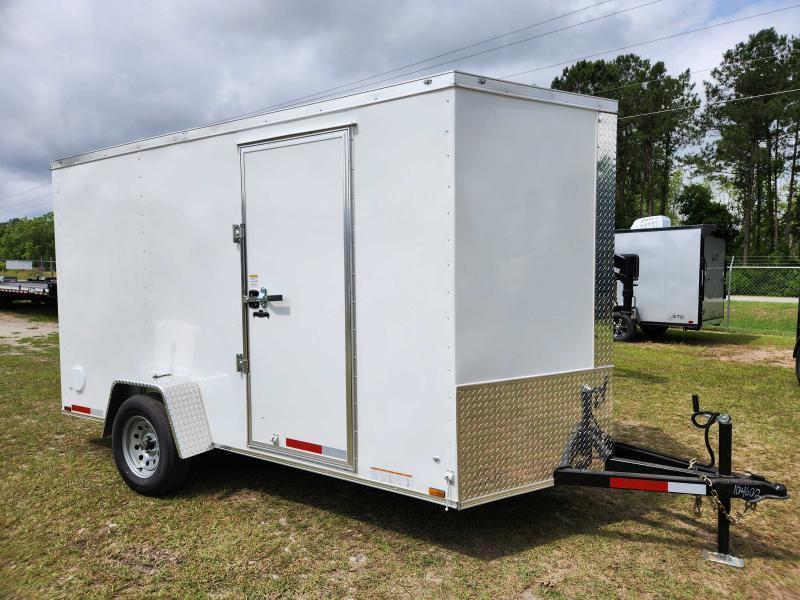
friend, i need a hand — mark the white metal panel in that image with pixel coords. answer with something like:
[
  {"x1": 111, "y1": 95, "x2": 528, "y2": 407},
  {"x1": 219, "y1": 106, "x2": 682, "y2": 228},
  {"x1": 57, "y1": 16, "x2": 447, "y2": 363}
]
[
  {"x1": 135, "y1": 138, "x2": 246, "y2": 447},
  {"x1": 453, "y1": 88, "x2": 598, "y2": 384},
  {"x1": 350, "y1": 89, "x2": 458, "y2": 500},
  {"x1": 663, "y1": 229, "x2": 701, "y2": 324},
  {"x1": 53, "y1": 155, "x2": 148, "y2": 416},
  {"x1": 242, "y1": 131, "x2": 351, "y2": 464},
  {"x1": 616, "y1": 230, "x2": 666, "y2": 323}
]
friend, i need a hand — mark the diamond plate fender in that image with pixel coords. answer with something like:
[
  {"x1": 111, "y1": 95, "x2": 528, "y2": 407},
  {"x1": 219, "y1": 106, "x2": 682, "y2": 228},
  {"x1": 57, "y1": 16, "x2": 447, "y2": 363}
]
[{"x1": 106, "y1": 375, "x2": 213, "y2": 458}]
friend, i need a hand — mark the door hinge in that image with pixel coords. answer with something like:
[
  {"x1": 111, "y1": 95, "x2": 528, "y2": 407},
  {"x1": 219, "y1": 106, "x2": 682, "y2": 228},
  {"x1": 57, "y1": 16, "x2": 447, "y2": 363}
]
[
  {"x1": 232, "y1": 223, "x2": 245, "y2": 243},
  {"x1": 236, "y1": 353, "x2": 249, "y2": 373}
]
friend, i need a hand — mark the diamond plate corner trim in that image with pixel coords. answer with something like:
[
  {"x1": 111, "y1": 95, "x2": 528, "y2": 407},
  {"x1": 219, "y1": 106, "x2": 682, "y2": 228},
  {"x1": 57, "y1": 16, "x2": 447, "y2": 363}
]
[
  {"x1": 111, "y1": 375, "x2": 213, "y2": 458},
  {"x1": 595, "y1": 112, "x2": 617, "y2": 368},
  {"x1": 456, "y1": 367, "x2": 613, "y2": 503}
]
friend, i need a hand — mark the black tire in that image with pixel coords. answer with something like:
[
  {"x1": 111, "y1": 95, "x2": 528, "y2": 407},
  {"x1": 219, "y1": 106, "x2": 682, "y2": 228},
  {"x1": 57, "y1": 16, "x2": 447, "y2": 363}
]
[
  {"x1": 613, "y1": 312, "x2": 636, "y2": 342},
  {"x1": 112, "y1": 395, "x2": 190, "y2": 496},
  {"x1": 796, "y1": 352, "x2": 800, "y2": 385},
  {"x1": 639, "y1": 324, "x2": 669, "y2": 337}
]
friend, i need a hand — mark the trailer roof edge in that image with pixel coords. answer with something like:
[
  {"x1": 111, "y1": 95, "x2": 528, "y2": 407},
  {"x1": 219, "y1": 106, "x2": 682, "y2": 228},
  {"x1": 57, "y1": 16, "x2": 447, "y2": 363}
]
[
  {"x1": 50, "y1": 71, "x2": 617, "y2": 170},
  {"x1": 615, "y1": 224, "x2": 721, "y2": 235}
]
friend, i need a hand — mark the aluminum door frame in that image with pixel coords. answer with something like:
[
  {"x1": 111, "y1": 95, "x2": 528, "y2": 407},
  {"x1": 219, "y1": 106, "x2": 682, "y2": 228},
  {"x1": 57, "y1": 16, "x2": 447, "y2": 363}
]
[{"x1": 238, "y1": 126, "x2": 357, "y2": 471}]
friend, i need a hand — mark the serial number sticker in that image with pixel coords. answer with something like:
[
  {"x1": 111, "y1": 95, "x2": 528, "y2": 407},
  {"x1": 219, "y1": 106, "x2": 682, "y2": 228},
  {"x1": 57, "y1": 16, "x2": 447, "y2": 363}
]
[
  {"x1": 733, "y1": 484, "x2": 761, "y2": 500},
  {"x1": 369, "y1": 466, "x2": 413, "y2": 488},
  {"x1": 248, "y1": 274, "x2": 259, "y2": 291}
]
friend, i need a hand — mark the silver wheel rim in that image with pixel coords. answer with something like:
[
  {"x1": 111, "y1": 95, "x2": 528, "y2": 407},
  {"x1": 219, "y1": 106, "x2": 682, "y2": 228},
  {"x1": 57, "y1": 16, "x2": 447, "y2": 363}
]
[
  {"x1": 122, "y1": 415, "x2": 160, "y2": 479},
  {"x1": 613, "y1": 316, "x2": 627, "y2": 338}
]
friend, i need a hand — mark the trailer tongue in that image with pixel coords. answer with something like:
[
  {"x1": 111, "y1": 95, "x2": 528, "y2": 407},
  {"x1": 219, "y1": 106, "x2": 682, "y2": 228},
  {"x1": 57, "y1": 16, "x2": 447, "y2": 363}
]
[{"x1": 554, "y1": 385, "x2": 788, "y2": 567}]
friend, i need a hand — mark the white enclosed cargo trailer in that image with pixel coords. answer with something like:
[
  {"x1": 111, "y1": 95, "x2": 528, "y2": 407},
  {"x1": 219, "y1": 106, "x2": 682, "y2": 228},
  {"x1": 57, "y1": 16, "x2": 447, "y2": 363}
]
[
  {"x1": 52, "y1": 71, "x2": 620, "y2": 508},
  {"x1": 613, "y1": 225, "x2": 726, "y2": 340}
]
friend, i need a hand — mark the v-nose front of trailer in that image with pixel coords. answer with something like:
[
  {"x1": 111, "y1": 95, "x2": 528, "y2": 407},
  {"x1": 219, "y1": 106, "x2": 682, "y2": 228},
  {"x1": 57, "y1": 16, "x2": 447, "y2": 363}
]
[
  {"x1": 451, "y1": 84, "x2": 618, "y2": 511},
  {"x1": 452, "y1": 80, "x2": 789, "y2": 569}
]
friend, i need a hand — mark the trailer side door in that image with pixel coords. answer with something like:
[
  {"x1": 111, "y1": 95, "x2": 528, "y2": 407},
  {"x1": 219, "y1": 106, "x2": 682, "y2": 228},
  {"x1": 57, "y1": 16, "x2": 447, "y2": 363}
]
[
  {"x1": 701, "y1": 232, "x2": 726, "y2": 323},
  {"x1": 240, "y1": 129, "x2": 354, "y2": 469}
]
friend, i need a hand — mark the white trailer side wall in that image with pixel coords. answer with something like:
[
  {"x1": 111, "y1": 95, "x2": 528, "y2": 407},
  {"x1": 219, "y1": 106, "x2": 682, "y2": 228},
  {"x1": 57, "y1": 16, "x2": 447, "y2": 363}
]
[
  {"x1": 615, "y1": 228, "x2": 702, "y2": 325},
  {"x1": 348, "y1": 90, "x2": 457, "y2": 498},
  {"x1": 54, "y1": 88, "x2": 458, "y2": 501},
  {"x1": 54, "y1": 155, "x2": 150, "y2": 420},
  {"x1": 453, "y1": 88, "x2": 599, "y2": 384}
]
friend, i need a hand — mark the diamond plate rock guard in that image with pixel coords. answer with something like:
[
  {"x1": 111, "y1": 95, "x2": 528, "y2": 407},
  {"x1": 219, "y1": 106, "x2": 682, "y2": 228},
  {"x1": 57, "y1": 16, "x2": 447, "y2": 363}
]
[{"x1": 456, "y1": 366, "x2": 613, "y2": 504}]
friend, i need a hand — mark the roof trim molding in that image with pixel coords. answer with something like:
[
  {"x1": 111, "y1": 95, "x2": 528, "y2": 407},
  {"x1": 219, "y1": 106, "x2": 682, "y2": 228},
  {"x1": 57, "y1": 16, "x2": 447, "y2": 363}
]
[{"x1": 51, "y1": 71, "x2": 617, "y2": 170}]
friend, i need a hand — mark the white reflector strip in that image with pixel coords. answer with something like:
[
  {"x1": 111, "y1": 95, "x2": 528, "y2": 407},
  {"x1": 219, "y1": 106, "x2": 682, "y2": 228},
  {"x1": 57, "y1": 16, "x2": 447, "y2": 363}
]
[{"x1": 667, "y1": 482, "x2": 706, "y2": 495}]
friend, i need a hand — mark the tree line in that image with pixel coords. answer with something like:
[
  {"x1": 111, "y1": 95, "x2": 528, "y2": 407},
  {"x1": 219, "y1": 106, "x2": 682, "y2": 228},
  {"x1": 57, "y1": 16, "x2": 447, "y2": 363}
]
[
  {"x1": 0, "y1": 212, "x2": 55, "y2": 262},
  {"x1": 552, "y1": 28, "x2": 799, "y2": 261}
]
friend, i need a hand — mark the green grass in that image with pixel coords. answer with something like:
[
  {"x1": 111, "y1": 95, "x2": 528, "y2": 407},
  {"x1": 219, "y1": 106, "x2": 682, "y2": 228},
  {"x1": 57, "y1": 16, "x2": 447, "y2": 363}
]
[
  {"x1": 1, "y1": 324, "x2": 798, "y2": 598},
  {"x1": 727, "y1": 300, "x2": 798, "y2": 337}
]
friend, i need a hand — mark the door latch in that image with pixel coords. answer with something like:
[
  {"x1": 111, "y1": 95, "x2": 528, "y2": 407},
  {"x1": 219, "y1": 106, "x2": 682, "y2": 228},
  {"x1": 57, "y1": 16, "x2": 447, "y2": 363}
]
[
  {"x1": 232, "y1": 223, "x2": 245, "y2": 243},
  {"x1": 236, "y1": 353, "x2": 249, "y2": 373},
  {"x1": 246, "y1": 287, "x2": 284, "y2": 318}
]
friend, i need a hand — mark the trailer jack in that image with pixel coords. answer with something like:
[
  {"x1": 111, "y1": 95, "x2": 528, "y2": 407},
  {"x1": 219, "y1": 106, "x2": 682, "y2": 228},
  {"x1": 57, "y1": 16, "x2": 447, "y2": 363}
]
[{"x1": 555, "y1": 387, "x2": 788, "y2": 567}]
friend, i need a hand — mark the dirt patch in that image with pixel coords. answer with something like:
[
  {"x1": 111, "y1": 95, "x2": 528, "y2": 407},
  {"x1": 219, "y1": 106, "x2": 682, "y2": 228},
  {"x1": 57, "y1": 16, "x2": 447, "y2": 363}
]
[
  {"x1": 702, "y1": 344, "x2": 794, "y2": 368},
  {"x1": 0, "y1": 311, "x2": 57, "y2": 344}
]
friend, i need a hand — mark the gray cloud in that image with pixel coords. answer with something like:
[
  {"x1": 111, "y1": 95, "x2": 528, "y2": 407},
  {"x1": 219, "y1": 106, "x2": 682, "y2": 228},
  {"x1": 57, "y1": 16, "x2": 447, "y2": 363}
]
[{"x1": 0, "y1": 0, "x2": 798, "y2": 219}]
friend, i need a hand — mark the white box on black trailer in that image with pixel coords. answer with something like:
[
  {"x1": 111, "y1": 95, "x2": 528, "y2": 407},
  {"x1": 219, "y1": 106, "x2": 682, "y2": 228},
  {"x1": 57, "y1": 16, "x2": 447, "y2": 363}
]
[
  {"x1": 615, "y1": 225, "x2": 726, "y2": 331},
  {"x1": 52, "y1": 72, "x2": 617, "y2": 509}
]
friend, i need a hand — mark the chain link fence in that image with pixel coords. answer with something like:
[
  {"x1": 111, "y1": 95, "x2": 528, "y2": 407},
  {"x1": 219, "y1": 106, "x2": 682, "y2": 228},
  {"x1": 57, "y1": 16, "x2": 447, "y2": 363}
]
[{"x1": 724, "y1": 257, "x2": 800, "y2": 336}]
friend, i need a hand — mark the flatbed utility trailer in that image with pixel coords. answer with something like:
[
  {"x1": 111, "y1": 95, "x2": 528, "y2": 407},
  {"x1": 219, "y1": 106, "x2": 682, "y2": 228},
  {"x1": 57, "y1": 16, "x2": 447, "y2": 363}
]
[
  {"x1": 53, "y1": 72, "x2": 785, "y2": 565},
  {"x1": 613, "y1": 224, "x2": 726, "y2": 341},
  {"x1": 0, "y1": 278, "x2": 57, "y2": 306}
]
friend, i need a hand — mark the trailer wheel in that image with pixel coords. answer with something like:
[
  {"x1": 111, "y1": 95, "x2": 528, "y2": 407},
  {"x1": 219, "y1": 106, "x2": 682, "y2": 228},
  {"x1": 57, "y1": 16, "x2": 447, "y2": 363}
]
[
  {"x1": 613, "y1": 312, "x2": 636, "y2": 342},
  {"x1": 639, "y1": 324, "x2": 669, "y2": 337},
  {"x1": 796, "y1": 352, "x2": 800, "y2": 385},
  {"x1": 111, "y1": 395, "x2": 190, "y2": 496}
]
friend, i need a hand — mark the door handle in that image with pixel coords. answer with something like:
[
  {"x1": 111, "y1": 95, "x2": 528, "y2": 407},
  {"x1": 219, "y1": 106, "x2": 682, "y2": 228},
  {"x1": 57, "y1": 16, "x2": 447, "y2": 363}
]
[
  {"x1": 246, "y1": 288, "x2": 284, "y2": 318},
  {"x1": 244, "y1": 288, "x2": 284, "y2": 307}
]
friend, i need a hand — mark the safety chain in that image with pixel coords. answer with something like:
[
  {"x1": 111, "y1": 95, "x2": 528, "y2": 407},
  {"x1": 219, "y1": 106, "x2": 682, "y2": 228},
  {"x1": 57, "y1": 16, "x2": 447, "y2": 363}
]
[{"x1": 687, "y1": 458, "x2": 758, "y2": 525}]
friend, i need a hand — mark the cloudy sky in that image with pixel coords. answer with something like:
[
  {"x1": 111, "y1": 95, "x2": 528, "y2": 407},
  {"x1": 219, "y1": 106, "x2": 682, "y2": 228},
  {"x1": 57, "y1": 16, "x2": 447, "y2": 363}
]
[{"x1": 1, "y1": 0, "x2": 798, "y2": 220}]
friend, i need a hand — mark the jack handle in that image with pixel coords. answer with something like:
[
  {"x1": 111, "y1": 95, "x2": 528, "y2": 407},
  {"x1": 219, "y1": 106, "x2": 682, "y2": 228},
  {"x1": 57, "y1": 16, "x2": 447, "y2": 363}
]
[{"x1": 690, "y1": 394, "x2": 723, "y2": 470}]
